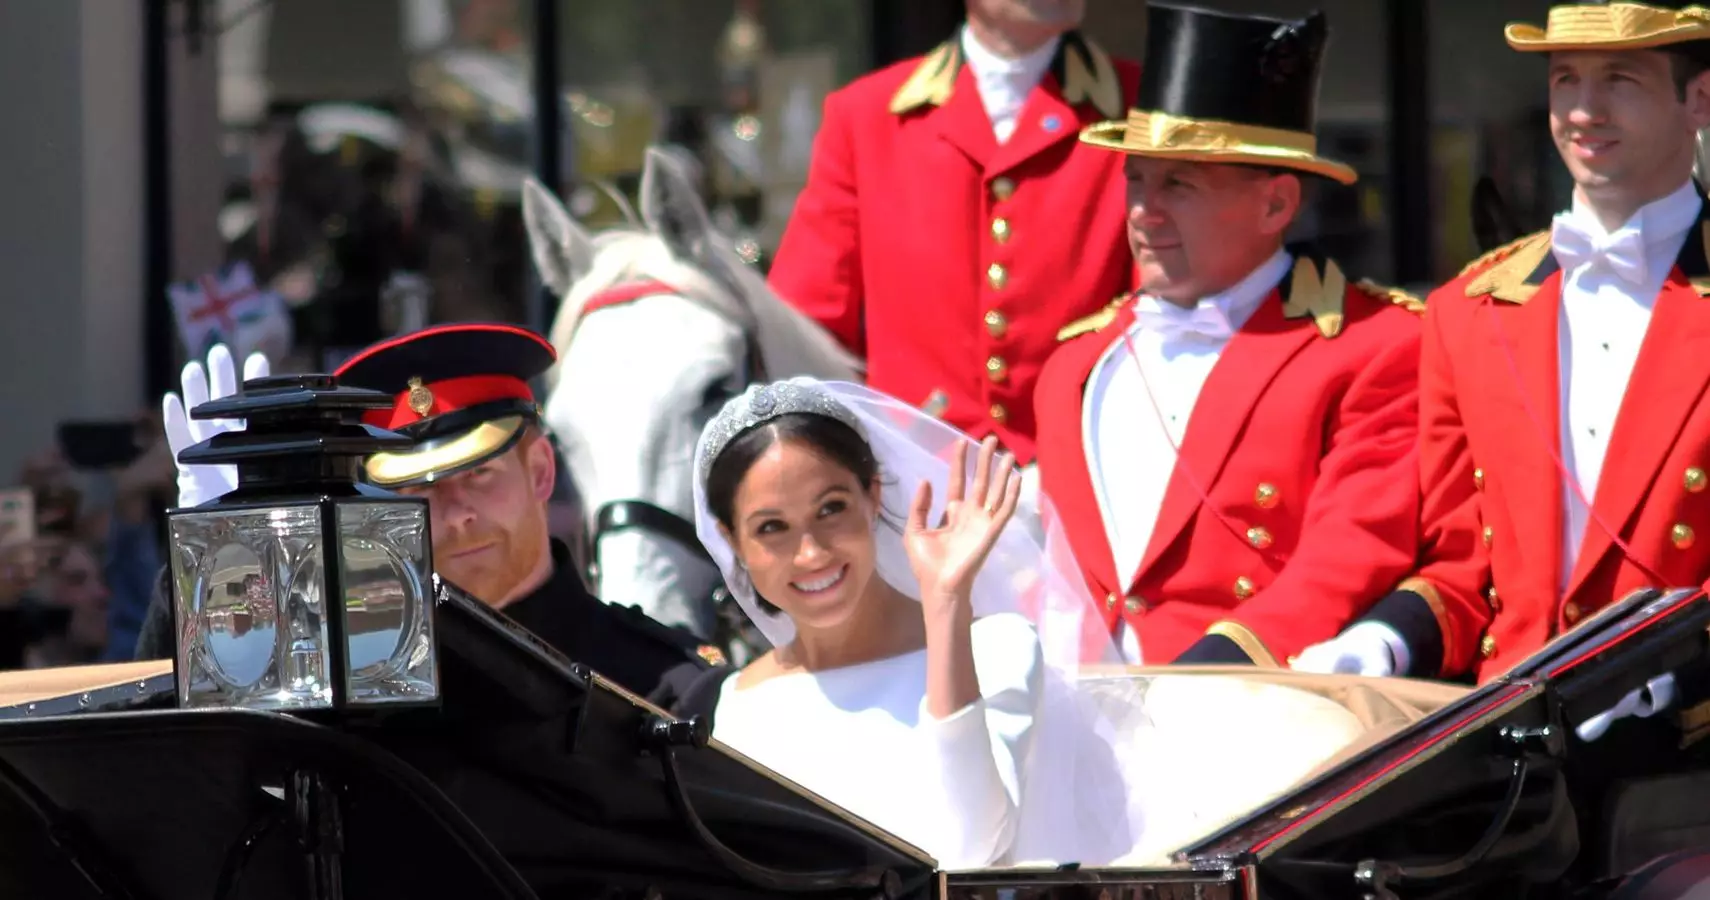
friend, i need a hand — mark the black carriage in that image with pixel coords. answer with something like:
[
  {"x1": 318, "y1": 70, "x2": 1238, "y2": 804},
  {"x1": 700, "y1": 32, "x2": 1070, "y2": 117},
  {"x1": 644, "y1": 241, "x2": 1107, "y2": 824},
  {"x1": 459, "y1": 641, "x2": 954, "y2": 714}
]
[{"x1": 0, "y1": 576, "x2": 1708, "y2": 900}]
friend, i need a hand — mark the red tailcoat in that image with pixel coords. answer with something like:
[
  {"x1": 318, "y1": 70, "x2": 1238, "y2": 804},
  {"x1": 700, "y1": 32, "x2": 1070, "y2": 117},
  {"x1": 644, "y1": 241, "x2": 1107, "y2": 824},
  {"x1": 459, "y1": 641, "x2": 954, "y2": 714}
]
[
  {"x1": 1378, "y1": 218, "x2": 1710, "y2": 682},
  {"x1": 768, "y1": 32, "x2": 1141, "y2": 464},
  {"x1": 1033, "y1": 258, "x2": 1424, "y2": 665}
]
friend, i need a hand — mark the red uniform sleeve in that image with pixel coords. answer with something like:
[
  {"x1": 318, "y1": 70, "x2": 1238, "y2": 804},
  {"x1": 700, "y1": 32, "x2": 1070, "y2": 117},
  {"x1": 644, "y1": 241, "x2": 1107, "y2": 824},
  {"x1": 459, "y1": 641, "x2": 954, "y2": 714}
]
[
  {"x1": 1198, "y1": 320, "x2": 1424, "y2": 666},
  {"x1": 1364, "y1": 298, "x2": 1494, "y2": 677},
  {"x1": 767, "y1": 90, "x2": 867, "y2": 358}
]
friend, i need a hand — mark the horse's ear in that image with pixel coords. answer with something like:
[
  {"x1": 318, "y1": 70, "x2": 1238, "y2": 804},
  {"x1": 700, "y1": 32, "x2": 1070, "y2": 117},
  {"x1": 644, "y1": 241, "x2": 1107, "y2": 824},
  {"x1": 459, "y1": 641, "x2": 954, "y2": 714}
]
[
  {"x1": 522, "y1": 176, "x2": 595, "y2": 297},
  {"x1": 639, "y1": 145, "x2": 717, "y2": 263}
]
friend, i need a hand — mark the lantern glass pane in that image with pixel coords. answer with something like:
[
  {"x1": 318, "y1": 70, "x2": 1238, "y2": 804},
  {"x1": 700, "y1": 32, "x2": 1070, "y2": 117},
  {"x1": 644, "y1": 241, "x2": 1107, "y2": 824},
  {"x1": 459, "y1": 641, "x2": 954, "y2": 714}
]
[
  {"x1": 168, "y1": 504, "x2": 331, "y2": 711},
  {"x1": 336, "y1": 500, "x2": 436, "y2": 705}
]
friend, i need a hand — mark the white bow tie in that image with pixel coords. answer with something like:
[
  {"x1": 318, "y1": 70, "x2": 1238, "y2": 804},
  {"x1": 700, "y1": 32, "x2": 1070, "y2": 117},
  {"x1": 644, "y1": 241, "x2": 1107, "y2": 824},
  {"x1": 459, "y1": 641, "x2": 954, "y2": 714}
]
[
  {"x1": 1135, "y1": 297, "x2": 1235, "y2": 342},
  {"x1": 1551, "y1": 216, "x2": 1648, "y2": 286}
]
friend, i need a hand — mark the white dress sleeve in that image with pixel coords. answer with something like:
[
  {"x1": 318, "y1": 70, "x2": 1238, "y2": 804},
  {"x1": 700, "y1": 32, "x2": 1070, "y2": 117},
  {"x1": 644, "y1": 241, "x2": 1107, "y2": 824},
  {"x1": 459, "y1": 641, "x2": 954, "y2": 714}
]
[{"x1": 914, "y1": 613, "x2": 1044, "y2": 868}]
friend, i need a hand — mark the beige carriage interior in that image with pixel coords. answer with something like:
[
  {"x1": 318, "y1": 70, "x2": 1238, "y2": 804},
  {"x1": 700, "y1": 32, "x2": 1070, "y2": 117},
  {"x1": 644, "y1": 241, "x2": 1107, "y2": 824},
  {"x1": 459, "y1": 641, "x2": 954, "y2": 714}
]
[{"x1": 1072, "y1": 665, "x2": 1470, "y2": 867}]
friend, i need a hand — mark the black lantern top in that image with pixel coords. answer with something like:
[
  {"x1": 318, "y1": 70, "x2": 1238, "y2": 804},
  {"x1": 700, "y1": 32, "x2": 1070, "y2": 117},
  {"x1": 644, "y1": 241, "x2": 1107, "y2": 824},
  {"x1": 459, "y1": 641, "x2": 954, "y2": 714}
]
[{"x1": 177, "y1": 373, "x2": 416, "y2": 503}]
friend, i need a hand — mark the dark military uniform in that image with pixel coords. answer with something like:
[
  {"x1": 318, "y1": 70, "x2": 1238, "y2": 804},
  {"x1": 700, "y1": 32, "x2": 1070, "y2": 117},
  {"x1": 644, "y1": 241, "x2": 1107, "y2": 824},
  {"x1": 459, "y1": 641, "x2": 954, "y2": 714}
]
[{"x1": 137, "y1": 322, "x2": 729, "y2": 713}]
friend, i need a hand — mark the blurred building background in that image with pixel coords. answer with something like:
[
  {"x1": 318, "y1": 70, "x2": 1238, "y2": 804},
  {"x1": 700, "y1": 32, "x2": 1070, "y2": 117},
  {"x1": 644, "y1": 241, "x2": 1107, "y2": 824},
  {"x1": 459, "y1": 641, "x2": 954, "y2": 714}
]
[{"x1": 0, "y1": 0, "x2": 1570, "y2": 482}]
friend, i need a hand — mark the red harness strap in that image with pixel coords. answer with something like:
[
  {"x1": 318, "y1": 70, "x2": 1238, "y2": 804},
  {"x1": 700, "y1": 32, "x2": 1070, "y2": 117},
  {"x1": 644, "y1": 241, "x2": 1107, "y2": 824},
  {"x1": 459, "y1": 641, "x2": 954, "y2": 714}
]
[{"x1": 580, "y1": 279, "x2": 679, "y2": 316}]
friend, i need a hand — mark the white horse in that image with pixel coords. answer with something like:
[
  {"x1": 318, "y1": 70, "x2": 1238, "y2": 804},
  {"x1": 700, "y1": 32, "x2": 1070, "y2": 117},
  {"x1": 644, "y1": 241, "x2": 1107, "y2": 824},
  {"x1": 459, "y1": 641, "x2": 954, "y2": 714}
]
[{"x1": 523, "y1": 146, "x2": 861, "y2": 655}]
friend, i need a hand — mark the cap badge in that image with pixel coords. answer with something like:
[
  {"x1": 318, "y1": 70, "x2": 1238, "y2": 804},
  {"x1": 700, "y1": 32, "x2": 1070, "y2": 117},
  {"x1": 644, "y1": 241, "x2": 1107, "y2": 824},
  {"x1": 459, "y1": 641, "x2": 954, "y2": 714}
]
[
  {"x1": 696, "y1": 644, "x2": 728, "y2": 666},
  {"x1": 407, "y1": 377, "x2": 434, "y2": 416}
]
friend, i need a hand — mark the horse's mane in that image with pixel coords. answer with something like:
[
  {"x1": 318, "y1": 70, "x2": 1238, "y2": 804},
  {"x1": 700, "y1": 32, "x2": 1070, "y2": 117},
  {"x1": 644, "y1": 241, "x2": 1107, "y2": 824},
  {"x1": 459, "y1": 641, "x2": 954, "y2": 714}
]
[{"x1": 545, "y1": 228, "x2": 861, "y2": 389}]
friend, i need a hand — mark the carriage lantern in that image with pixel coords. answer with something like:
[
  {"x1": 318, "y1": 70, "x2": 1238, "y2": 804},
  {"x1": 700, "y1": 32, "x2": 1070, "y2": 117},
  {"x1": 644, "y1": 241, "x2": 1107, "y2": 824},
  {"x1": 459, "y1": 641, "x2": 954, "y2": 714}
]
[{"x1": 166, "y1": 373, "x2": 440, "y2": 713}]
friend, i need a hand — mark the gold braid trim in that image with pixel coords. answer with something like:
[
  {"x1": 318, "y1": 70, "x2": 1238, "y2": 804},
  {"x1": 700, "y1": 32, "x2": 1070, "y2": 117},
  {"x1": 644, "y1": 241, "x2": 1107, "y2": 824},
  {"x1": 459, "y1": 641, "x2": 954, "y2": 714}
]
[
  {"x1": 1205, "y1": 620, "x2": 1282, "y2": 668},
  {"x1": 1355, "y1": 279, "x2": 1426, "y2": 314},
  {"x1": 1056, "y1": 294, "x2": 1128, "y2": 343},
  {"x1": 1397, "y1": 576, "x2": 1454, "y2": 671},
  {"x1": 1457, "y1": 230, "x2": 1550, "y2": 278}
]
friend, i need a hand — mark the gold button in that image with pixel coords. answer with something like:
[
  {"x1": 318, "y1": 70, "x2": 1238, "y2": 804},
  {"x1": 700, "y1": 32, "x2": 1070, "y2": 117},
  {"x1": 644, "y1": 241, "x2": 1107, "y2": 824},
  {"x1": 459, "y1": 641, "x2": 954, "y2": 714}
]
[
  {"x1": 991, "y1": 218, "x2": 1011, "y2": 243},
  {"x1": 1486, "y1": 585, "x2": 1501, "y2": 612},
  {"x1": 984, "y1": 309, "x2": 1008, "y2": 338},
  {"x1": 986, "y1": 356, "x2": 1008, "y2": 383},
  {"x1": 1254, "y1": 482, "x2": 1279, "y2": 509},
  {"x1": 1123, "y1": 596, "x2": 1142, "y2": 614},
  {"x1": 1564, "y1": 602, "x2": 1581, "y2": 624},
  {"x1": 1689, "y1": 467, "x2": 1708, "y2": 493},
  {"x1": 991, "y1": 177, "x2": 1016, "y2": 201},
  {"x1": 1674, "y1": 523, "x2": 1696, "y2": 549},
  {"x1": 989, "y1": 403, "x2": 1007, "y2": 423},
  {"x1": 1233, "y1": 576, "x2": 1255, "y2": 600},
  {"x1": 1480, "y1": 634, "x2": 1497, "y2": 658},
  {"x1": 1482, "y1": 525, "x2": 1494, "y2": 548},
  {"x1": 1104, "y1": 592, "x2": 1117, "y2": 611},
  {"x1": 1473, "y1": 468, "x2": 1485, "y2": 491},
  {"x1": 1246, "y1": 526, "x2": 1273, "y2": 549},
  {"x1": 986, "y1": 262, "x2": 1008, "y2": 290}
]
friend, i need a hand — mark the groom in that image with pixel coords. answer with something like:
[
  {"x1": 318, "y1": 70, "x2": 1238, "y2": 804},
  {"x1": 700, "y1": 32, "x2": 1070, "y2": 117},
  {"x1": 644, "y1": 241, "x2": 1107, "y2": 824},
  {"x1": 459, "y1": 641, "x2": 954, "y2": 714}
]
[{"x1": 136, "y1": 326, "x2": 725, "y2": 711}]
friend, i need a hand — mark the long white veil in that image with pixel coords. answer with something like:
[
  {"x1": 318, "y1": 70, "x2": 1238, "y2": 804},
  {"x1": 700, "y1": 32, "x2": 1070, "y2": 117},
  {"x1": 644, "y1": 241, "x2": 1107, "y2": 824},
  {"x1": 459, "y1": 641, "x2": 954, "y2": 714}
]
[{"x1": 691, "y1": 378, "x2": 1147, "y2": 865}]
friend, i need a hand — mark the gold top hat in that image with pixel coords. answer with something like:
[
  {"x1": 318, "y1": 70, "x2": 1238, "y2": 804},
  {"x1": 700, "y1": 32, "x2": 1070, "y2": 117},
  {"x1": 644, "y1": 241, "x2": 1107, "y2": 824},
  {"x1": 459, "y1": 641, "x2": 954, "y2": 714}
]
[
  {"x1": 1506, "y1": 3, "x2": 1710, "y2": 52},
  {"x1": 1080, "y1": 5, "x2": 1358, "y2": 186}
]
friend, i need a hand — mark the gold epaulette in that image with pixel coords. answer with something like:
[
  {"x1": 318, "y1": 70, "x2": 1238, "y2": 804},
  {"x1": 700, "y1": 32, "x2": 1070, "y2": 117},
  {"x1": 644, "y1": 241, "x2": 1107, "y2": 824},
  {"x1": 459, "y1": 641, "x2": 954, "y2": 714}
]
[
  {"x1": 1355, "y1": 278, "x2": 1426, "y2": 314},
  {"x1": 1463, "y1": 230, "x2": 1552, "y2": 301},
  {"x1": 892, "y1": 34, "x2": 1124, "y2": 119},
  {"x1": 890, "y1": 40, "x2": 961, "y2": 114},
  {"x1": 1059, "y1": 37, "x2": 1125, "y2": 120},
  {"x1": 1280, "y1": 257, "x2": 1347, "y2": 339},
  {"x1": 1457, "y1": 230, "x2": 1549, "y2": 279},
  {"x1": 1056, "y1": 295, "x2": 1127, "y2": 343}
]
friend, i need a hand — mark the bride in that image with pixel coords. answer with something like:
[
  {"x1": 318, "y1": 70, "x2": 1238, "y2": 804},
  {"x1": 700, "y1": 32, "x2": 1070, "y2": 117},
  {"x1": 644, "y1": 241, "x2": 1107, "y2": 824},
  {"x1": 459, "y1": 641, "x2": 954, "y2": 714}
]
[{"x1": 687, "y1": 378, "x2": 1137, "y2": 868}]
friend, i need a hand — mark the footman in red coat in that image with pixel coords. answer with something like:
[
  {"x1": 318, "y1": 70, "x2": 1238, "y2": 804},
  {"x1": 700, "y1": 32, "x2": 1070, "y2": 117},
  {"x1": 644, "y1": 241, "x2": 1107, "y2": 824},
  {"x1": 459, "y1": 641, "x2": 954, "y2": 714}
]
[
  {"x1": 768, "y1": 0, "x2": 1141, "y2": 464},
  {"x1": 1032, "y1": 3, "x2": 1425, "y2": 667},
  {"x1": 1295, "y1": 2, "x2": 1710, "y2": 686}
]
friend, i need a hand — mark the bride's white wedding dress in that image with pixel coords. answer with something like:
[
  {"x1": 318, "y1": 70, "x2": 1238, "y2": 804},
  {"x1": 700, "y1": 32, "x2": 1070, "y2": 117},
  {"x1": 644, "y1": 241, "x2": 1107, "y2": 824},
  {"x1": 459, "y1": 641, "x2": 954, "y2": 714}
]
[{"x1": 712, "y1": 614, "x2": 1042, "y2": 869}]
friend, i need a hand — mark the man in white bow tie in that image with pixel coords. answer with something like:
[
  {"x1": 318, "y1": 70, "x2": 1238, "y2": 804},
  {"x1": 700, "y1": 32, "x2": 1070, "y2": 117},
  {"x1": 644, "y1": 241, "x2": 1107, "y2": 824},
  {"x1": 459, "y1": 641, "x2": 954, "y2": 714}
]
[
  {"x1": 1032, "y1": 4, "x2": 1426, "y2": 666},
  {"x1": 1295, "y1": 2, "x2": 1710, "y2": 687}
]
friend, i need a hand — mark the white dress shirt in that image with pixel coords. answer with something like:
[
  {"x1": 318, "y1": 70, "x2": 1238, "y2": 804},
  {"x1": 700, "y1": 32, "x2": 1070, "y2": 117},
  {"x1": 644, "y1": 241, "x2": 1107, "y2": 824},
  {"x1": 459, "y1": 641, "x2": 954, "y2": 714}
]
[
  {"x1": 960, "y1": 27, "x2": 1059, "y2": 144},
  {"x1": 1084, "y1": 249, "x2": 1294, "y2": 661},
  {"x1": 1554, "y1": 180, "x2": 1701, "y2": 589}
]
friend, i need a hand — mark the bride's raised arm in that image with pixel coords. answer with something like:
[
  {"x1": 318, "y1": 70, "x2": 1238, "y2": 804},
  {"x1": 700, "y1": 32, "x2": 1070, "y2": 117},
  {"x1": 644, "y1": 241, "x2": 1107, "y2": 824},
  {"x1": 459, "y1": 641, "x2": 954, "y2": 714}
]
[{"x1": 904, "y1": 436, "x2": 1036, "y2": 865}]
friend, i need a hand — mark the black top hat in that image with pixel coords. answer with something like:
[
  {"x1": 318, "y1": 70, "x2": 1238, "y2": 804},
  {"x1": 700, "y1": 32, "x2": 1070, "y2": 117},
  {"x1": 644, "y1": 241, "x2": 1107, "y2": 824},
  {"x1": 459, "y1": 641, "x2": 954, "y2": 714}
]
[
  {"x1": 1080, "y1": 4, "x2": 1356, "y2": 184},
  {"x1": 333, "y1": 322, "x2": 557, "y2": 488},
  {"x1": 1505, "y1": 2, "x2": 1710, "y2": 52}
]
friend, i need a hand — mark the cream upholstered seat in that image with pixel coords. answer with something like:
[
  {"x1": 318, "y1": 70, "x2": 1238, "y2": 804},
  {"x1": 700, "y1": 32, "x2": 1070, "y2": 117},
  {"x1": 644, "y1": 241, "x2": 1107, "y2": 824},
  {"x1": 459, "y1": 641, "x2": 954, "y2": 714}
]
[{"x1": 1069, "y1": 665, "x2": 1469, "y2": 867}]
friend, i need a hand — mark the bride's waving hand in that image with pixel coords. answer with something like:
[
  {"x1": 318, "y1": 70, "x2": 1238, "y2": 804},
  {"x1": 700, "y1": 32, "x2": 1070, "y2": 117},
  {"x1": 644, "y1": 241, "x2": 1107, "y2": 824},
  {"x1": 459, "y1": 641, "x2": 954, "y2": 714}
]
[
  {"x1": 904, "y1": 437, "x2": 1024, "y2": 602},
  {"x1": 903, "y1": 437, "x2": 1023, "y2": 720}
]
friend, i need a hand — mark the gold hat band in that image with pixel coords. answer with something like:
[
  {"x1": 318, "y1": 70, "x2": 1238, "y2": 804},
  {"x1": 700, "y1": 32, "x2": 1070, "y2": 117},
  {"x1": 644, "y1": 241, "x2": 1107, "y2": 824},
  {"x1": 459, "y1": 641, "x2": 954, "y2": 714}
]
[
  {"x1": 1079, "y1": 108, "x2": 1358, "y2": 184},
  {"x1": 1121, "y1": 109, "x2": 1319, "y2": 157}
]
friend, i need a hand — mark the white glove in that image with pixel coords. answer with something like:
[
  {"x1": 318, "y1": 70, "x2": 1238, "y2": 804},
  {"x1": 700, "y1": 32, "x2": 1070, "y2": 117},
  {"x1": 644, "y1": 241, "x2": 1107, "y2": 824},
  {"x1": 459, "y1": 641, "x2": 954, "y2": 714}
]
[
  {"x1": 1575, "y1": 673, "x2": 1677, "y2": 743},
  {"x1": 161, "y1": 344, "x2": 271, "y2": 508},
  {"x1": 1290, "y1": 621, "x2": 1410, "y2": 677}
]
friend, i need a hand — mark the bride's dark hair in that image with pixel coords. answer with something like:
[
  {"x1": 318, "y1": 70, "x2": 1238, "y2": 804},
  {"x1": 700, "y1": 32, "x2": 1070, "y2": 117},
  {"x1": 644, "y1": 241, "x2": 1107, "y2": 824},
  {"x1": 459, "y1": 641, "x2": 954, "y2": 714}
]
[{"x1": 704, "y1": 413, "x2": 880, "y2": 531}]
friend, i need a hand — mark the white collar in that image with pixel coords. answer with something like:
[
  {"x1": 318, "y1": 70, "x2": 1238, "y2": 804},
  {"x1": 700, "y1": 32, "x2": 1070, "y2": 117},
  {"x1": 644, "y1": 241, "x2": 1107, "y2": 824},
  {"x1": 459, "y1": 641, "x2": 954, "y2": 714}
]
[
  {"x1": 960, "y1": 26, "x2": 1059, "y2": 87},
  {"x1": 1134, "y1": 247, "x2": 1293, "y2": 332},
  {"x1": 1566, "y1": 179, "x2": 1701, "y2": 248}
]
